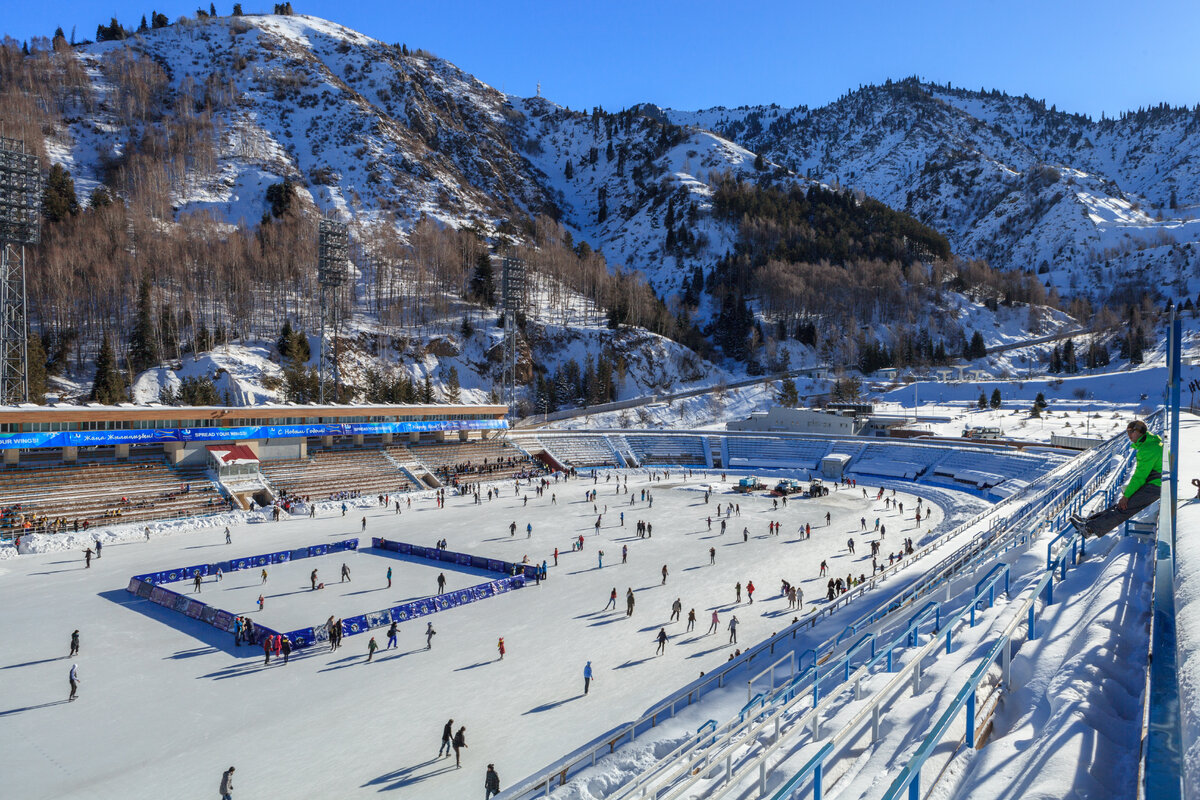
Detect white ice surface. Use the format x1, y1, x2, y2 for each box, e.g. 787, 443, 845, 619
0, 469, 952, 799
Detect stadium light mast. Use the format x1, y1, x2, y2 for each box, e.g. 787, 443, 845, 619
0, 137, 42, 406
500, 255, 526, 414
317, 218, 349, 405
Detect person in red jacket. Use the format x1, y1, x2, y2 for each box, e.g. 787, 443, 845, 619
497, 637, 505, 660
746, 581, 755, 604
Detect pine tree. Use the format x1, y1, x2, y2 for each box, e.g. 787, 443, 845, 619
968, 331, 986, 359
1034, 391, 1047, 409
1049, 344, 1062, 373
778, 376, 798, 406
469, 252, 495, 307
233, 3, 243, 14
1062, 339, 1077, 373
990, 388, 1002, 409
128, 277, 160, 373
978, 392, 988, 409
564, 160, 574, 180
43, 164, 80, 224
90, 334, 127, 403
444, 366, 461, 403
421, 374, 434, 404
26, 328, 48, 404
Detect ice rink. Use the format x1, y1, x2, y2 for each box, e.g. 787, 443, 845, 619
0, 468, 980, 799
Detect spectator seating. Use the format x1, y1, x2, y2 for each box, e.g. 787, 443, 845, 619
850, 442, 945, 480
624, 434, 708, 466
725, 436, 831, 469
259, 448, 414, 501
534, 436, 619, 468
0, 455, 225, 536
406, 439, 546, 484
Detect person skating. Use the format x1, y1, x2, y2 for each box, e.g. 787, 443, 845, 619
707, 610, 720, 635
94, 539, 101, 559
453, 725, 467, 768
367, 636, 378, 662
84, 548, 92, 568
281, 636, 291, 664
686, 608, 696, 632
709, 546, 716, 565
439, 719, 455, 757
655, 627, 669, 655
583, 661, 593, 695
728, 615, 739, 644
485, 763, 501, 798
220, 766, 235, 800
847, 537, 855, 555
746, 581, 755, 604
670, 598, 682, 622
263, 636, 271, 665
69, 629, 79, 657
497, 637, 505, 660
225, 527, 232, 544
386, 621, 398, 649
605, 587, 617, 611
362, 516, 367, 531
437, 573, 447, 594
341, 563, 351, 582
311, 569, 318, 590
68, 662, 80, 701
193, 573, 203, 593
426, 622, 436, 650
626, 587, 636, 617
260, 568, 268, 584
735, 582, 742, 603
257, 594, 264, 611
661, 564, 668, 585
1071, 419, 1163, 538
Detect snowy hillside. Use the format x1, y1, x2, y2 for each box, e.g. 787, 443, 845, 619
667, 79, 1200, 304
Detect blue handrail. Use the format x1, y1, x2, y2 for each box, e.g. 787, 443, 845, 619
769, 741, 834, 800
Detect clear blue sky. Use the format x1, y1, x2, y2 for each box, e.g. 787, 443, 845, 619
7, 1, 1199, 119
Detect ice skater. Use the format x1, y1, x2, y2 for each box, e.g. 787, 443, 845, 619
426, 622, 437, 649
439, 719, 454, 757
260, 568, 268, 584
386, 621, 398, 649
728, 615, 739, 644
661, 564, 668, 585
453, 726, 467, 768
670, 598, 682, 622
497, 637, 505, 660
69, 629, 79, 657
68, 662, 80, 701
655, 627, 669, 655
584, 661, 593, 694
437, 573, 447, 594
686, 609, 696, 631
707, 610, 720, 635
341, 563, 351, 582
605, 587, 617, 610
367, 636, 378, 662
311, 569, 318, 590
386, 567, 392, 588
225, 527, 232, 544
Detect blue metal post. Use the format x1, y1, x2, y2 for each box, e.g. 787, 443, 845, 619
966, 690, 976, 748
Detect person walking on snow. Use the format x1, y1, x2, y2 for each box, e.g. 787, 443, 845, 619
747, 581, 755, 603
439, 719, 454, 758
341, 563, 351, 582
225, 527, 231, 544
68, 663, 80, 701
710, 546, 716, 565
584, 661, 594, 694
728, 615, 739, 644
437, 573, 447, 594
661, 564, 669, 585
367, 636, 379, 662
426, 622, 437, 650
69, 630, 79, 657
687, 608, 696, 632
670, 598, 682, 622
386, 567, 392, 589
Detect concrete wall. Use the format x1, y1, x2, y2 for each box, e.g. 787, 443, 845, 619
728, 407, 857, 435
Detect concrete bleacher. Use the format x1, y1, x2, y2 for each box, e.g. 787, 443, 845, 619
406, 439, 545, 484
624, 434, 708, 466
725, 436, 831, 469
0, 454, 226, 536
259, 448, 414, 501
850, 442, 945, 479
926, 448, 1056, 490
535, 436, 619, 468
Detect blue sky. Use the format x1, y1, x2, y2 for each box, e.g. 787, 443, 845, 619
7, 1, 1199, 119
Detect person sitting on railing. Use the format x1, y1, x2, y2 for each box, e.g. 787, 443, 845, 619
1070, 419, 1162, 539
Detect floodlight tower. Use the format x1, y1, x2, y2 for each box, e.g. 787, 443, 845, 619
500, 255, 526, 412
317, 218, 349, 405
0, 137, 42, 406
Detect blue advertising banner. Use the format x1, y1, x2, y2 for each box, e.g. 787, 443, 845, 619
0, 418, 508, 450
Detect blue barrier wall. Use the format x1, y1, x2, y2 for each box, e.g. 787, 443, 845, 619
124, 539, 359, 644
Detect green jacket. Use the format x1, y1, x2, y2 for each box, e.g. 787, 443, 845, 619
1124, 432, 1163, 498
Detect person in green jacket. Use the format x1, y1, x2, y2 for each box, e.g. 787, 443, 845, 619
1070, 419, 1162, 538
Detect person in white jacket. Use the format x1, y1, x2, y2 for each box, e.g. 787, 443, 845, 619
68, 663, 80, 701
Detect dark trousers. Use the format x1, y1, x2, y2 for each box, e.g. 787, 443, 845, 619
584, 677, 590, 694
1084, 483, 1160, 536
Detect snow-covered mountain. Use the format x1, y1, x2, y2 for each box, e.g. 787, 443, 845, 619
667, 79, 1200, 303
8, 15, 1176, 408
